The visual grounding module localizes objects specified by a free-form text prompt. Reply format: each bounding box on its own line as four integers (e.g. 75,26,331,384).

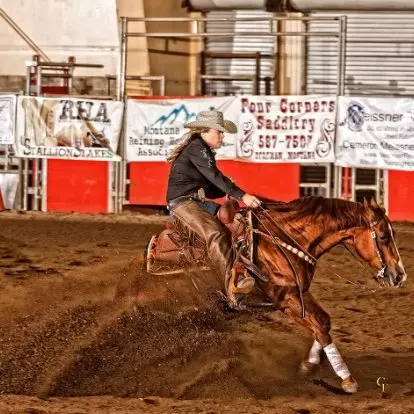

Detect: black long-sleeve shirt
167,135,245,202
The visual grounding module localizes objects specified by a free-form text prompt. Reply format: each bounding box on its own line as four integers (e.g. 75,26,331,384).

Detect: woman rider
166,110,261,307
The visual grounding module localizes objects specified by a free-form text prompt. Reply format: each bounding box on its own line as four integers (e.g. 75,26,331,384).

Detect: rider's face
201,128,225,149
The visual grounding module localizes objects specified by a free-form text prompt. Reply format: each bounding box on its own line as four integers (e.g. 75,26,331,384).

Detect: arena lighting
183,0,414,10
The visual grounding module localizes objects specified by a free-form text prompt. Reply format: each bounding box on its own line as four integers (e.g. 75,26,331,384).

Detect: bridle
369,218,387,283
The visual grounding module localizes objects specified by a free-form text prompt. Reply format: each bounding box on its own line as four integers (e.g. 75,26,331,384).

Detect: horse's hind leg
280,291,358,394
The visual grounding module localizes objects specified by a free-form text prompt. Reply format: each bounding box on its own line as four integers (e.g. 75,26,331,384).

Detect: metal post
337,15,347,96
107,77,112,96
118,160,127,213
36,65,42,96
334,165,342,198
159,75,166,96
351,167,356,201
25,64,32,95
112,161,119,213
22,159,29,210
255,52,261,95
383,170,389,212
32,158,40,210
117,17,128,101
326,164,332,198
68,56,76,94
375,168,382,202
264,76,272,95
200,51,206,95
107,161,114,213
41,158,47,212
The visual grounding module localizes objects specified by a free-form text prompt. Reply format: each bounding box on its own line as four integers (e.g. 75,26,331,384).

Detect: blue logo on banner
152,104,196,126
344,101,365,132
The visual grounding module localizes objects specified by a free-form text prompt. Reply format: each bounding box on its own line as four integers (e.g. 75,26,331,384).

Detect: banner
0,95,16,145
126,97,239,161
0,173,19,210
15,96,124,161
336,97,414,170
236,96,336,163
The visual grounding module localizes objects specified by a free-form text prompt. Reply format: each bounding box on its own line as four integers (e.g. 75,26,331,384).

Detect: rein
246,206,318,318
369,219,387,281
337,218,386,289
256,206,317,265
335,245,381,292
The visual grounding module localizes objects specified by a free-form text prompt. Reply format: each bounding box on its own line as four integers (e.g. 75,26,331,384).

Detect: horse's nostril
395,274,403,284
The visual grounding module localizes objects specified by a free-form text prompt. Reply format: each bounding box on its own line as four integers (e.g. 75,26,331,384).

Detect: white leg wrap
324,343,351,380
308,340,323,364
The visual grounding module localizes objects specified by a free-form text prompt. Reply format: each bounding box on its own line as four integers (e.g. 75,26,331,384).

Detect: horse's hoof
341,376,358,394
299,360,319,376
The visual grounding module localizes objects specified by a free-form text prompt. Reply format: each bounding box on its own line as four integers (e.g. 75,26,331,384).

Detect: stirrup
234,275,255,294
229,268,255,295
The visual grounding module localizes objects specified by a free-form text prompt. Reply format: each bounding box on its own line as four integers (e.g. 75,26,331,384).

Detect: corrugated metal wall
306,12,414,96
204,10,276,95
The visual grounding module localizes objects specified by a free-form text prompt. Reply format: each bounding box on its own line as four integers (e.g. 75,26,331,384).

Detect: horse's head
352,198,407,287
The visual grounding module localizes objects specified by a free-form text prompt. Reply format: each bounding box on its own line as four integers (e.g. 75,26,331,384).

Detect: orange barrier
47,159,110,213
388,170,414,221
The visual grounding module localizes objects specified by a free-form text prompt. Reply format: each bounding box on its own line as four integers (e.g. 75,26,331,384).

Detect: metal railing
0,8,50,61
117,15,347,101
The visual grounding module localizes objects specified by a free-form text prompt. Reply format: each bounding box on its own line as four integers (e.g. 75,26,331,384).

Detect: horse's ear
369,196,379,209
369,196,386,214
363,197,370,210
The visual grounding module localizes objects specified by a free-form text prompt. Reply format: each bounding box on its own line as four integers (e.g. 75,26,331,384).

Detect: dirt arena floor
0,210,413,414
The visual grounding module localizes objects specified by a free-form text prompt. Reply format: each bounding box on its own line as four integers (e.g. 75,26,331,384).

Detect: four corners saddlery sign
125,96,337,164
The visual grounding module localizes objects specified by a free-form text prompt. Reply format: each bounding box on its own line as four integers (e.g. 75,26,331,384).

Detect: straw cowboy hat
184,110,238,134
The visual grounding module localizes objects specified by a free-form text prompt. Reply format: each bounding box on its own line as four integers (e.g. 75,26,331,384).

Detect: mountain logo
151,104,196,126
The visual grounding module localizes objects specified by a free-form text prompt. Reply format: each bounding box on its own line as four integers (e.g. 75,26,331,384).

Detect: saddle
146,199,257,278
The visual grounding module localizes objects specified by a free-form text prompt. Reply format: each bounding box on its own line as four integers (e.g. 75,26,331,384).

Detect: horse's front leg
280,290,358,394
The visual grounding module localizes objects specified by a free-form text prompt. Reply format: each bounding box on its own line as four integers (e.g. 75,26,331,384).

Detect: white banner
126,97,239,161
336,97,414,170
236,96,336,163
15,96,124,161
0,173,19,209
0,95,16,145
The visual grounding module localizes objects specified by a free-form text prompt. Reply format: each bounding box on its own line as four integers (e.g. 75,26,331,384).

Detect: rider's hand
242,193,262,209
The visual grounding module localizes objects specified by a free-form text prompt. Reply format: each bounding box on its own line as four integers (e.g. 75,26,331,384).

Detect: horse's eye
379,233,390,242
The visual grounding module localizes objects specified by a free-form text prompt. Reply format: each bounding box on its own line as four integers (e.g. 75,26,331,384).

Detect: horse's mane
261,196,382,229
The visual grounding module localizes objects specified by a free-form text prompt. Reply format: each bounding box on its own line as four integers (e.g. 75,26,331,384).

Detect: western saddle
146,199,251,276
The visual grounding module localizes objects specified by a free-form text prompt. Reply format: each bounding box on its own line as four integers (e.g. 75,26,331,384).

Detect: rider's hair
167,127,209,163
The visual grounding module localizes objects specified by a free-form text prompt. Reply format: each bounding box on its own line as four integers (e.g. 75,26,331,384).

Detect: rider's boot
225,264,255,309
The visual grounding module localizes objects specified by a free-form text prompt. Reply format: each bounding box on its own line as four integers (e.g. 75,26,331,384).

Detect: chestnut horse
246,196,407,393
118,196,407,394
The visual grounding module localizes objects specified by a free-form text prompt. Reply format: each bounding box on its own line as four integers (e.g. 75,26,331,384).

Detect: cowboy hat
184,110,237,134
